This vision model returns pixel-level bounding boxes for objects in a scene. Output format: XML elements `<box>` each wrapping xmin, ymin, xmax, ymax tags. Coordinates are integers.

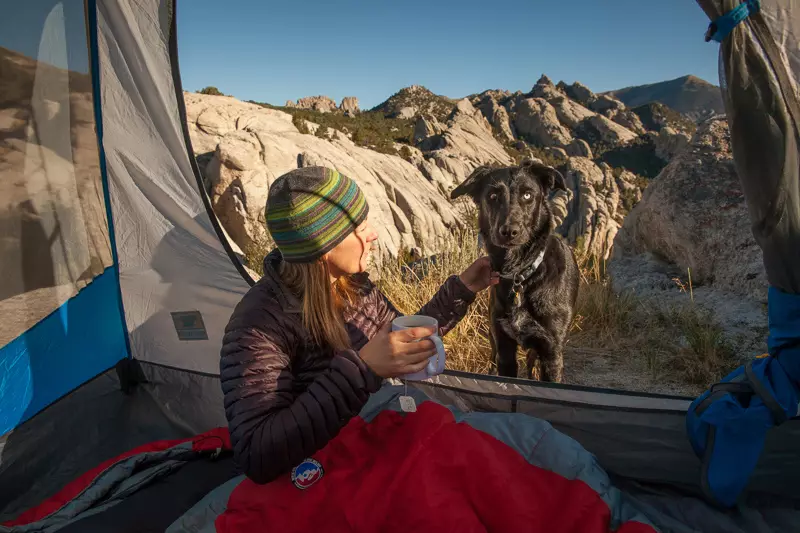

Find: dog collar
<box><xmin>500</xmin><ymin>249</ymin><xmax>546</xmax><ymax>284</ymax></box>
<box><xmin>500</xmin><ymin>248</ymin><xmax>546</xmax><ymax>306</ymax></box>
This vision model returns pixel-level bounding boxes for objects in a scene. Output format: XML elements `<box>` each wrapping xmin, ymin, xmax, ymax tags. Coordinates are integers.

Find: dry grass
<box><xmin>375</xmin><ymin>229</ymin><xmax>496</xmax><ymax>375</ymax></box>
<box><xmin>376</xmin><ymin>230</ymin><xmax>738</xmax><ymax>395</ymax></box>
<box><xmin>242</xmin><ymin>234</ymin><xmax>275</xmax><ymax>277</ymax></box>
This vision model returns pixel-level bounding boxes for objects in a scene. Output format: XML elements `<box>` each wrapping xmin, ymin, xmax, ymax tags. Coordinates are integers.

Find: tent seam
<box><xmin>87</xmin><ymin>0</ymin><xmax>133</xmax><ymax>360</ymax></box>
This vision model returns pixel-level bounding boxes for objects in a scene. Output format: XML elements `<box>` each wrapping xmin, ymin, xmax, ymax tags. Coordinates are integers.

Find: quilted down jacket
<box><xmin>220</xmin><ymin>249</ymin><xmax>476</xmax><ymax>483</ymax></box>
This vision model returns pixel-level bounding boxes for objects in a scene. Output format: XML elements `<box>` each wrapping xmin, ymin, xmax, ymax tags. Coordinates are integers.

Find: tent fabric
<box><xmin>94</xmin><ymin>0</ymin><xmax>250</xmax><ymax>377</ymax></box>
<box><xmin>0</xmin><ymin>367</ymin><xmax>221</xmax><ymax>523</ymax></box>
<box><xmin>0</xmin><ymin>267</ymin><xmax>127</xmax><ymax>436</ymax></box>
<box><xmin>0</xmin><ymin>0</ymin><xmax>127</xmax><ymax>435</ymax></box>
<box><xmin>0</xmin><ymin>1</ymin><xmax>115</xmax><ymax>349</ymax></box>
<box><xmin>411</xmin><ymin>371</ymin><xmax>800</xmax><ymax>499</ymax></box>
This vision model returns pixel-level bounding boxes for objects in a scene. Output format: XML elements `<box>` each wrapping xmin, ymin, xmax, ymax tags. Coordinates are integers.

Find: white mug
<box><xmin>391</xmin><ymin>315</ymin><xmax>446</xmax><ymax>381</ymax></box>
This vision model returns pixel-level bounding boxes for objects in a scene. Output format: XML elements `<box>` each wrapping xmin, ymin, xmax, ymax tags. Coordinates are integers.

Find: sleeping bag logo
<box><xmin>291</xmin><ymin>458</ymin><xmax>324</xmax><ymax>490</ymax></box>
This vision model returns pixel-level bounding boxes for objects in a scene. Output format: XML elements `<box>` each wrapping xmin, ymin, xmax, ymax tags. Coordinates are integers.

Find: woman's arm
<box><xmin>220</xmin><ymin>321</ymin><xmax>382</xmax><ymax>485</ymax></box>
<box><xmin>417</xmin><ymin>274</ymin><xmax>476</xmax><ymax>337</ymax></box>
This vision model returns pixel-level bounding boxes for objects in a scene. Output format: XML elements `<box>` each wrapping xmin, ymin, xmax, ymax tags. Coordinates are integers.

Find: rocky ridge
<box><xmin>186</xmin><ymin>93</ymin><xmax>468</xmax><ymax>263</ymax></box>
<box><xmin>284</xmin><ymin>95</ymin><xmax>361</xmax><ymax>114</ymax></box>
<box><xmin>196</xmin><ymin>73</ymin><xmax>700</xmax><ymax>268</ymax></box>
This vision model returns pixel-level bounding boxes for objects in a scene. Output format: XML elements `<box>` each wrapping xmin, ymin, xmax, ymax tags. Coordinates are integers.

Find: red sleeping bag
<box><xmin>216</xmin><ymin>401</ymin><xmax>654</xmax><ymax>533</ymax></box>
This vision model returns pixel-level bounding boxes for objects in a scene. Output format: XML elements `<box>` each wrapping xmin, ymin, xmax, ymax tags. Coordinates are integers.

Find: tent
<box><xmin>1</xmin><ymin>1</ymin><xmax>798</xmax><ymax>531</ymax></box>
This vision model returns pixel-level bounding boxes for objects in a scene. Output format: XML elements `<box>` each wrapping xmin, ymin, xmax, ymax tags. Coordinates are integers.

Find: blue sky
<box><xmin>0</xmin><ymin>2</ymin><xmax>720</xmax><ymax>109</ymax></box>
<box><xmin>177</xmin><ymin>0</ymin><xmax>720</xmax><ymax>109</ymax></box>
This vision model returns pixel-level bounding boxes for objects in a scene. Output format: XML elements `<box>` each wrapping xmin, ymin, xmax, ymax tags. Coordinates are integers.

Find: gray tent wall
<box><xmin>2</xmin><ymin>0</ymin><xmax>800</xmax><ymax>526</ymax></box>
<box><xmin>91</xmin><ymin>0</ymin><xmax>249</xmax><ymax>431</ymax></box>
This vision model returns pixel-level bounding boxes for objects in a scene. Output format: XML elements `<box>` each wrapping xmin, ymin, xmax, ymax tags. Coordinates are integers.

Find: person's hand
<box><xmin>359</xmin><ymin>322</ymin><xmax>438</xmax><ymax>378</ymax></box>
<box><xmin>459</xmin><ymin>256</ymin><xmax>500</xmax><ymax>294</ymax></box>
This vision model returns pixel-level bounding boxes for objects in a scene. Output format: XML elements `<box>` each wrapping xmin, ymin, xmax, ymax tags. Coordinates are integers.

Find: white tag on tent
<box><xmin>399</xmin><ymin>396</ymin><xmax>417</xmax><ymax>412</ymax></box>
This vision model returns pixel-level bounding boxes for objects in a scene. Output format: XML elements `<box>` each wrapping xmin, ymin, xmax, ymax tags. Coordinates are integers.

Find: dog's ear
<box><xmin>521</xmin><ymin>158</ymin><xmax>567</xmax><ymax>193</ymax></box>
<box><xmin>450</xmin><ymin>166</ymin><xmax>494</xmax><ymax>200</ymax></box>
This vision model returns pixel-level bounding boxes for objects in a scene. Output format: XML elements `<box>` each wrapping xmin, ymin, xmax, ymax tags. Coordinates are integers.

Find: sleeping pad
<box><xmin>3</xmin><ymin>385</ymin><xmax>657</xmax><ymax>533</ymax></box>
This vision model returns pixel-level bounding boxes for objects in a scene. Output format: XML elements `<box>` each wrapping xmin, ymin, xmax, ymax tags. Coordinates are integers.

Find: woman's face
<box><xmin>324</xmin><ymin>219</ymin><xmax>378</xmax><ymax>279</ymax></box>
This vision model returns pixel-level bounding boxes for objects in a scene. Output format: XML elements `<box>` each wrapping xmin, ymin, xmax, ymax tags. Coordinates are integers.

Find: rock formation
<box><xmin>413</xmin><ymin>115</ymin><xmax>444</xmax><ymax>145</ymax></box>
<box><xmin>187</xmin><ymin>73</ymin><xmax>695</xmax><ymax>278</ymax></box>
<box><xmin>589</xmin><ymin>95</ymin><xmax>624</xmax><ymax>114</ymax></box>
<box><xmin>549</xmin><ymin>96</ymin><xmax>596</xmax><ymax>129</ymax></box>
<box><xmin>552</xmin><ymin>157</ymin><xmax>643</xmax><ymax>261</ymax></box>
<box><xmin>185</xmin><ymin>93</ymin><xmax>472</xmax><ymax>262</ymax></box>
<box><xmin>558</xmin><ymin>81</ymin><xmax>595</xmax><ymax>107</ymax></box>
<box><xmin>577</xmin><ymin>115</ymin><xmax>638</xmax><ymax>146</ymax></box>
<box><xmin>421</xmin><ymin>99</ymin><xmax>514</xmax><ymax>188</ymax></box>
<box><xmin>530</xmin><ymin>75</ymin><xmax>563</xmax><ymax>101</ymax></box>
<box><xmin>474</xmin><ymin>95</ymin><xmax>516</xmax><ymax>142</ymax></box>
<box><xmin>514</xmin><ymin>98</ymin><xmax>573</xmax><ymax>147</ymax></box>
<box><xmin>284</xmin><ymin>95</ymin><xmax>338</xmax><ymax>113</ymax></box>
<box><xmin>654</xmin><ymin>127</ymin><xmax>691</xmax><ymax>162</ymax></box>
<box><xmin>611</xmin><ymin>118</ymin><xmax>766</xmax><ymax>302</ymax></box>
<box><xmin>370</xmin><ymin>85</ymin><xmax>455</xmax><ymax>121</ymax></box>
<box><xmin>339</xmin><ymin>96</ymin><xmax>360</xmax><ymax>114</ymax></box>
<box><xmin>565</xmin><ymin>138</ymin><xmax>593</xmax><ymax>158</ymax></box>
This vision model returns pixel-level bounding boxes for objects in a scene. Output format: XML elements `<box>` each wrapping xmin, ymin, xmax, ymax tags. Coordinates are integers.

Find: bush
<box><xmin>250</xmin><ymin>102</ymin><xmax>414</xmax><ymax>156</ymax></box>
<box><xmin>198</xmin><ymin>86</ymin><xmax>224</xmax><ymax>96</ymax></box>
<box><xmin>631</xmin><ymin>102</ymin><xmax>696</xmax><ymax>134</ymax></box>
<box><xmin>292</xmin><ymin>114</ymin><xmax>311</xmax><ymax>134</ymax></box>
<box><xmin>598</xmin><ymin>136</ymin><xmax>666</xmax><ymax>178</ymax></box>
<box><xmin>398</xmin><ymin>145</ymin><xmax>414</xmax><ymax>162</ymax></box>
<box><xmin>526</xmin><ymin>145</ymin><xmax>567</xmax><ymax>169</ymax></box>
<box><xmin>315</xmin><ymin>126</ymin><xmax>329</xmax><ymax>139</ymax></box>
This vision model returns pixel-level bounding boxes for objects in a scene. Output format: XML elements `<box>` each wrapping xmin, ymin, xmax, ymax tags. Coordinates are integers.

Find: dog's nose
<box><xmin>499</xmin><ymin>225</ymin><xmax>520</xmax><ymax>239</ymax></box>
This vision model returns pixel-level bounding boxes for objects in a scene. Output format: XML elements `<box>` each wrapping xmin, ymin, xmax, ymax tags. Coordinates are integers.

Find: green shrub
<box><xmin>251</xmin><ymin>102</ymin><xmax>415</xmax><ymax>156</ymax></box>
<box><xmin>198</xmin><ymin>86</ymin><xmax>224</xmax><ymax>96</ymax></box>
<box><xmin>598</xmin><ymin>136</ymin><xmax>666</xmax><ymax>178</ymax></box>
<box><xmin>292</xmin><ymin>114</ymin><xmax>311</xmax><ymax>134</ymax></box>
<box><xmin>399</xmin><ymin>145</ymin><xmax>414</xmax><ymax>162</ymax></box>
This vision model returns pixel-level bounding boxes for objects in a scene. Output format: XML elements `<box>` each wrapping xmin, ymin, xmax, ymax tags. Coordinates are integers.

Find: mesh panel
<box><xmin>0</xmin><ymin>2</ymin><xmax>112</xmax><ymax>348</ymax></box>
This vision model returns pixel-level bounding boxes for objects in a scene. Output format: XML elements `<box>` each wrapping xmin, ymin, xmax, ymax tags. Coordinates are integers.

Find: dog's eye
<box><xmin>522</xmin><ymin>192</ymin><xmax>533</xmax><ymax>201</ymax></box>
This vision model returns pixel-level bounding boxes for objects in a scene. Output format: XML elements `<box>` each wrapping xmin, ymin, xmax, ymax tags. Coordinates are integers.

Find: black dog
<box><xmin>451</xmin><ymin>160</ymin><xmax>579</xmax><ymax>382</ymax></box>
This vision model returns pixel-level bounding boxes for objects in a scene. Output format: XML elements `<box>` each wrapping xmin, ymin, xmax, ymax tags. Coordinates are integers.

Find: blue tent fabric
<box><xmin>0</xmin><ymin>268</ymin><xmax>129</xmax><ymax>436</ymax></box>
<box><xmin>686</xmin><ymin>287</ymin><xmax>800</xmax><ymax>508</ymax></box>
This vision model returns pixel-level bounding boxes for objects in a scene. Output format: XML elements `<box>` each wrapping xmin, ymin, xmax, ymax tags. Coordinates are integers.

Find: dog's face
<box><xmin>450</xmin><ymin>160</ymin><xmax>567</xmax><ymax>249</ymax></box>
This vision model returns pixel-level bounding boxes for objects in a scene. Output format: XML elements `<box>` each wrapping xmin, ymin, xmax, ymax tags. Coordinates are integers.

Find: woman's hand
<box><xmin>359</xmin><ymin>323</ymin><xmax>438</xmax><ymax>378</ymax></box>
<box><xmin>459</xmin><ymin>256</ymin><xmax>500</xmax><ymax>294</ymax></box>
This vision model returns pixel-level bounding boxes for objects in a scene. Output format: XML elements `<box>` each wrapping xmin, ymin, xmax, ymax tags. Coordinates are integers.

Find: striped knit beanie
<box><xmin>265</xmin><ymin>166</ymin><xmax>369</xmax><ymax>263</ymax></box>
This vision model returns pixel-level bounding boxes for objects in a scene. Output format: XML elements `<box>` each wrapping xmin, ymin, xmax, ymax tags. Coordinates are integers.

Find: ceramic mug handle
<box><xmin>427</xmin><ymin>335</ymin><xmax>446</xmax><ymax>376</ymax></box>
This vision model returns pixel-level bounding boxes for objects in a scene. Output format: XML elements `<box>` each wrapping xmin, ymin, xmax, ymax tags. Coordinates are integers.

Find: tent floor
<box><xmin>0</xmin><ymin>369</ymin><xmax>210</xmax><ymax>521</ymax></box>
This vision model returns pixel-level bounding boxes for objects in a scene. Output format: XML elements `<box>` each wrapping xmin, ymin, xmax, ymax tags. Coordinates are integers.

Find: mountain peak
<box><xmin>370</xmin><ymin>85</ymin><xmax>456</xmax><ymax>120</ymax></box>
<box><xmin>604</xmin><ymin>75</ymin><xmax>723</xmax><ymax>121</ymax></box>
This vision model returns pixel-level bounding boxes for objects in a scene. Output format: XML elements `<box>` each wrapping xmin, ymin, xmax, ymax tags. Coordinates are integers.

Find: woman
<box><xmin>220</xmin><ymin>166</ymin><xmax>498</xmax><ymax>484</ymax></box>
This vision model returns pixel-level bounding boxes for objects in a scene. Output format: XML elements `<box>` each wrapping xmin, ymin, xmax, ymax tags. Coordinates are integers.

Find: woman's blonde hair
<box><xmin>279</xmin><ymin>259</ymin><xmax>361</xmax><ymax>352</ymax></box>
